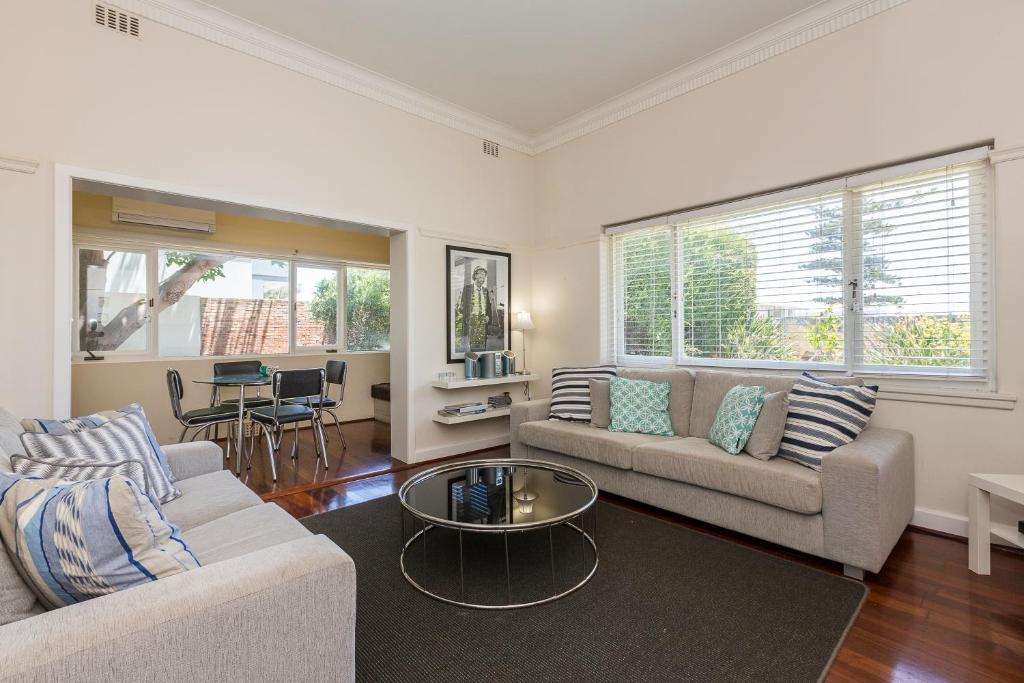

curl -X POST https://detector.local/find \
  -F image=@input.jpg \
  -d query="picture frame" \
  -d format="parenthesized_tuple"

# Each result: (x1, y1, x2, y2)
(445, 245, 511, 364)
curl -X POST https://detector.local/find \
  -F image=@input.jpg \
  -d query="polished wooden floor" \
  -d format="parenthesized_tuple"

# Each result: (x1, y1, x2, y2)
(214, 418, 396, 497)
(268, 445, 1024, 682)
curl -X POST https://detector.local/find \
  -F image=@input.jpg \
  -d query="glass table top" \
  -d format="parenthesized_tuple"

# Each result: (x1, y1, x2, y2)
(400, 459, 597, 529)
(192, 374, 271, 386)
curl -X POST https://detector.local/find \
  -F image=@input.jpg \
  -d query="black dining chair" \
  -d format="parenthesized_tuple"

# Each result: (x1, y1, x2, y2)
(166, 369, 243, 458)
(210, 360, 274, 457)
(248, 368, 329, 481)
(288, 359, 348, 449)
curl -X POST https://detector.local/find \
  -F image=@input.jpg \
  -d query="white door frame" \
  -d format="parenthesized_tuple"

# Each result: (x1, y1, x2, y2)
(53, 163, 416, 461)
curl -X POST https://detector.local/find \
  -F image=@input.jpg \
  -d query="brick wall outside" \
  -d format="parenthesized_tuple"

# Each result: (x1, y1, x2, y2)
(199, 298, 334, 355)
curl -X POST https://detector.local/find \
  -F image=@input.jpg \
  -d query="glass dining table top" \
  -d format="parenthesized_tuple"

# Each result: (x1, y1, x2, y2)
(192, 374, 271, 386)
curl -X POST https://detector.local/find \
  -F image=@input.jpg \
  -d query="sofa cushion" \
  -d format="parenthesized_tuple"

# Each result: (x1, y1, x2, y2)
(160, 469, 263, 532)
(744, 390, 790, 460)
(634, 438, 823, 514)
(609, 376, 673, 436)
(689, 371, 796, 439)
(619, 368, 695, 436)
(708, 385, 766, 455)
(0, 540, 38, 625)
(518, 420, 679, 470)
(549, 365, 617, 422)
(588, 379, 611, 428)
(0, 407, 24, 472)
(182, 502, 311, 565)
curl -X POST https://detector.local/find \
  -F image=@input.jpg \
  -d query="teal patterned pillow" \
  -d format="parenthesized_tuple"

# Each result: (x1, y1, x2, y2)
(709, 385, 767, 455)
(608, 377, 673, 436)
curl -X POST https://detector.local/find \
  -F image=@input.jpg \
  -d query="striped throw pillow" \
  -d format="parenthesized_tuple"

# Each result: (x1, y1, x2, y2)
(0, 472, 199, 609)
(10, 455, 151, 496)
(19, 412, 180, 504)
(778, 373, 879, 471)
(20, 403, 173, 482)
(549, 365, 617, 422)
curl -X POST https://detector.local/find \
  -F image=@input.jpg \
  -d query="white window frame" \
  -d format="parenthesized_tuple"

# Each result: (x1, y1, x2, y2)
(71, 232, 389, 361)
(606, 147, 994, 383)
(342, 263, 392, 353)
(292, 260, 344, 353)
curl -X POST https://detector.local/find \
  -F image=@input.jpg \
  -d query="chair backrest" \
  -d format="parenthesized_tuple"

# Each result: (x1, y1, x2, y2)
(325, 360, 348, 401)
(165, 369, 185, 420)
(273, 368, 325, 403)
(214, 360, 262, 377)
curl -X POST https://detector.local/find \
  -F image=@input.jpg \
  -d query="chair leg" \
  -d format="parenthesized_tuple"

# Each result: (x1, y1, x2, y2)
(178, 426, 189, 443)
(310, 417, 328, 470)
(225, 422, 233, 462)
(259, 423, 277, 481)
(291, 422, 300, 460)
(326, 408, 347, 449)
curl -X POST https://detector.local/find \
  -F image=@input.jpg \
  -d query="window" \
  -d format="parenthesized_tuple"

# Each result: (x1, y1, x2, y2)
(158, 251, 289, 357)
(72, 242, 389, 358)
(608, 149, 991, 378)
(76, 247, 149, 354)
(346, 267, 390, 351)
(295, 265, 340, 349)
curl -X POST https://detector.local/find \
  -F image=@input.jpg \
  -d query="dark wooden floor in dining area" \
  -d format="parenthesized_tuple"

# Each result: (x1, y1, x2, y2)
(266, 443, 1024, 682)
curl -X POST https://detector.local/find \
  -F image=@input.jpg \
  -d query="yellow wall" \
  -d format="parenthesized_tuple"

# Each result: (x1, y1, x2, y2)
(73, 191, 390, 264)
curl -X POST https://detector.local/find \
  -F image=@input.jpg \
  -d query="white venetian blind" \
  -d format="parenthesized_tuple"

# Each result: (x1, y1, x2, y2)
(850, 160, 990, 376)
(611, 225, 674, 360)
(676, 191, 847, 365)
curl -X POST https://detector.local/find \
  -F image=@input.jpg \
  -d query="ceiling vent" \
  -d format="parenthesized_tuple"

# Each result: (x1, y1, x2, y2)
(482, 140, 500, 158)
(95, 3, 140, 38)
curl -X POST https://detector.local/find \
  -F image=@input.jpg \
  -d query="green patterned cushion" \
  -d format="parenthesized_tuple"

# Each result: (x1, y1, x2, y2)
(608, 377, 673, 436)
(708, 385, 767, 455)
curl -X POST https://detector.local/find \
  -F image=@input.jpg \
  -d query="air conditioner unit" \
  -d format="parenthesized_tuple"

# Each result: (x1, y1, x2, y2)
(112, 197, 216, 234)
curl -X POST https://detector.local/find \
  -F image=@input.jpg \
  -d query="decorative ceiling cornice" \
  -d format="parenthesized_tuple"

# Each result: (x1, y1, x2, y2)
(121, 0, 911, 156)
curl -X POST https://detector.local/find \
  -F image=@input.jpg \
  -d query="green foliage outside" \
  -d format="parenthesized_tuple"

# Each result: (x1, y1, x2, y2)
(308, 269, 390, 351)
(807, 306, 843, 362)
(163, 251, 224, 282)
(723, 314, 790, 360)
(867, 315, 971, 367)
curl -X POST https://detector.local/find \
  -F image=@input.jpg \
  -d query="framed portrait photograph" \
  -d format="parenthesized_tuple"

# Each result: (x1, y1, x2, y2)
(446, 245, 511, 363)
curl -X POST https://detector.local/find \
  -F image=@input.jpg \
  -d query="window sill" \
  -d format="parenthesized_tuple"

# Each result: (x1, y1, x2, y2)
(613, 358, 1015, 410)
(71, 349, 389, 365)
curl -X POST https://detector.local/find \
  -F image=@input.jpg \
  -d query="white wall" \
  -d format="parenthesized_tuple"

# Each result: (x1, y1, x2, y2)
(0, 0, 534, 463)
(532, 0, 1024, 533)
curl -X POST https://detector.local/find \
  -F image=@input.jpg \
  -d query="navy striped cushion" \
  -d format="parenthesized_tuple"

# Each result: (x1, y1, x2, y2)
(548, 365, 617, 422)
(777, 373, 878, 471)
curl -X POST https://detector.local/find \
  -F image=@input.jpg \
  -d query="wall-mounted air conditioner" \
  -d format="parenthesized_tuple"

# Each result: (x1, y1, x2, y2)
(112, 197, 216, 234)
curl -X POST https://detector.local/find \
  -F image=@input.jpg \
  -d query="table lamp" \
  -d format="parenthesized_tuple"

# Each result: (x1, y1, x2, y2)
(512, 311, 535, 374)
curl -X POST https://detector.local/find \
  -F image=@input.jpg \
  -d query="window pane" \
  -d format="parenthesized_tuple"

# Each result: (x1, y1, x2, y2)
(296, 266, 338, 348)
(158, 251, 289, 357)
(618, 228, 673, 358)
(346, 267, 390, 351)
(858, 164, 984, 370)
(679, 193, 846, 363)
(78, 248, 148, 353)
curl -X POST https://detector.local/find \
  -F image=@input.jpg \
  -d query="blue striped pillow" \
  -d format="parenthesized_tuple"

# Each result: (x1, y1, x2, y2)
(777, 373, 879, 471)
(0, 472, 199, 609)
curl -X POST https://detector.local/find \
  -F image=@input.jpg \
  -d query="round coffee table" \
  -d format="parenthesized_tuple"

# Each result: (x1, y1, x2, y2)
(398, 458, 598, 609)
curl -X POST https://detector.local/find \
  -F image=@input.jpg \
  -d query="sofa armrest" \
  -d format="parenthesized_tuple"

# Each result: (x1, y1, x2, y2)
(0, 535, 356, 683)
(164, 440, 223, 480)
(821, 427, 915, 574)
(510, 398, 551, 459)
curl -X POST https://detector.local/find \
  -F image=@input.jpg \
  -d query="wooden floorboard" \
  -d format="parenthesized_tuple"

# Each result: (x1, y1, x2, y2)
(267, 446, 1024, 682)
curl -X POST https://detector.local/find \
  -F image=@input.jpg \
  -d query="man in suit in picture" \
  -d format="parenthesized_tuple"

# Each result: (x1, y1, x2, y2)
(454, 264, 498, 353)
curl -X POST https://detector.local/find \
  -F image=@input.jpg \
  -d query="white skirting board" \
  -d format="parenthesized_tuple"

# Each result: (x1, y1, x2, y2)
(413, 434, 511, 464)
(912, 505, 1024, 548)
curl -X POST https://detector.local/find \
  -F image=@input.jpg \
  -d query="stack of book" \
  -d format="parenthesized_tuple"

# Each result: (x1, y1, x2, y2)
(439, 401, 487, 417)
(488, 393, 512, 409)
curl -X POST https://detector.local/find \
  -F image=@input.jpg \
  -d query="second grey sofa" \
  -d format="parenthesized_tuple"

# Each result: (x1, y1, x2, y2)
(511, 368, 914, 577)
(0, 410, 356, 683)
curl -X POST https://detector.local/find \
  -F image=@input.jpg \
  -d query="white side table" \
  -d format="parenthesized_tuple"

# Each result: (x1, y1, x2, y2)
(967, 473, 1024, 575)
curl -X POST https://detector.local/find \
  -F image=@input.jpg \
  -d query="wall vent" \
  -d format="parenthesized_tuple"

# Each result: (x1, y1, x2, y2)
(95, 3, 140, 38)
(482, 140, 500, 158)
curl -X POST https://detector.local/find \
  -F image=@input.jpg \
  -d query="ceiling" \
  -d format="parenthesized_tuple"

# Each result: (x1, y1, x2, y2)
(199, 0, 825, 134)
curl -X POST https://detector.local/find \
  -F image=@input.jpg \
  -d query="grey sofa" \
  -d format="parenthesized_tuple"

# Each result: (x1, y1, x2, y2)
(511, 368, 915, 577)
(0, 408, 356, 682)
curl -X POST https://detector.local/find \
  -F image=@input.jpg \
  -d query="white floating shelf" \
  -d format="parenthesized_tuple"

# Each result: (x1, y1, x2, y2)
(431, 373, 539, 390)
(432, 407, 511, 424)
(991, 523, 1024, 550)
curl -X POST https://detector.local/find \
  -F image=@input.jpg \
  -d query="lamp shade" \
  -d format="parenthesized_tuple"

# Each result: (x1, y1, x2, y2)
(512, 311, 535, 331)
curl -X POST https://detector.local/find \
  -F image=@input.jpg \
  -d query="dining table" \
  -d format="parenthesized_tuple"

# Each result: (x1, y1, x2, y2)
(192, 373, 272, 475)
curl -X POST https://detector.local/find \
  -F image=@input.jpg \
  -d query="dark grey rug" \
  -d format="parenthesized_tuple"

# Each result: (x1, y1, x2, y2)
(302, 495, 866, 683)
